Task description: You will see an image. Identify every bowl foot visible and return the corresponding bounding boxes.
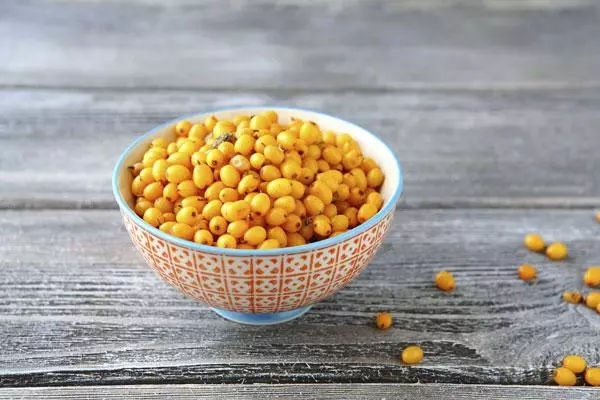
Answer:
[211,305,312,325]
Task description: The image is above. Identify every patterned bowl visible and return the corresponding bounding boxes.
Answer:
[113,107,403,324]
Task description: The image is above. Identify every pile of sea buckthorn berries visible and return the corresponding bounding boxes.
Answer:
[129,111,385,249]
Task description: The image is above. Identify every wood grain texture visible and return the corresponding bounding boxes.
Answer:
[1,209,599,386]
[1,383,599,399]
[2,88,600,208]
[1,0,600,89]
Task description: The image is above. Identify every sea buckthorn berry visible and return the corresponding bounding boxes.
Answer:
[281,160,301,180]
[151,137,168,149]
[166,142,178,155]
[238,175,260,195]
[344,207,358,227]
[175,120,192,137]
[131,176,148,197]
[171,223,194,241]
[206,149,226,168]
[277,131,297,150]
[143,207,164,227]
[219,187,239,203]
[300,223,314,241]
[375,312,392,329]
[176,206,199,225]
[134,198,153,217]
[303,158,319,174]
[268,227,288,247]
[401,346,424,365]
[367,192,383,210]
[274,196,296,214]
[331,214,349,232]
[152,160,168,183]
[283,214,302,233]
[259,239,280,250]
[546,242,568,261]
[349,187,366,207]
[204,116,218,132]
[163,182,180,203]
[130,162,144,176]
[194,229,213,245]
[238,243,254,249]
[270,123,283,135]
[216,234,237,249]
[234,134,255,156]
[177,180,198,198]
[202,199,223,220]
[143,182,164,202]
[304,195,325,216]
[167,152,192,168]
[192,164,214,189]
[336,184,350,201]
[249,153,266,169]
[563,291,582,304]
[260,165,282,182]
[289,180,305,200]
[585,292,600,309]
[213,120,235,138]
[159,221,177,233]
[299,167,315,185]
[250,115,270,130]
[585,368,600,386]
[306,144,321,159]
[227,220,249,239]
[596,211,600,223]
[584,266,600,287]
[299,122,321,145]
[219,165,241,188]
[179,141,200,156]
[244,226,267,246]
[264,145,285,165]
[284,232,304,247]
[262,110,279,123]
[233,115,250,126]
[250,193,271,216]
[166,165,192,184]
[179,196,205,212]
[139,167,154,184]
[188,124,207,141]
[323,131,336,145]
[361,157,378,172]
[351,168,367,189]
[163,212,176,222]
[205,181,226,201]
[173,199,184,214]
[343,173,357,188]
[255,135,277,153]
[217,142,235,159]
[518,264,537,281]
[343,149,363,170]
[295,200,307,218]
[230,155,251,172]
[154,197,174,214]
[313,217,332,237]
[294,139,308,156]
[322,146,342,165]
[266,208,288,226]
[523,233,545,252]
[435,271,455,292]
[323,203,337,219]
[310,181,333,205]
[553,367,577,386]
[562,355,586,374]
[317,159,330,172]
[267,178,292,198]
[209,216,228,236]
[245,192,258,203]
[357,203,377,223]
[335,200,350,213]
[229,200,251,221]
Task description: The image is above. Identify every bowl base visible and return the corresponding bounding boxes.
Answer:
[212,306,312,325]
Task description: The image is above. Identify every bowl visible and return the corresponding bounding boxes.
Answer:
[113,107,403,324]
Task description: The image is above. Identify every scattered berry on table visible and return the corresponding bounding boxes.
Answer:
[524,233,545,253]
[583,266,600,287]
[553,367,577,386]
[562,291,582,304]
[375,312,392,330]
[518,264,537,281]
[401,345,424,365]
[435,271,455,292]
[562,355,587,374]
[546,242,568,261]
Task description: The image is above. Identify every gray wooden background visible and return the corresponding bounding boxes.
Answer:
[1,0,600,398]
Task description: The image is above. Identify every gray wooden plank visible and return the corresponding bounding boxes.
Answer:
[1,209,599,385]
[2,88,600,208]
[1,0,600,89]
[0,383,598,399]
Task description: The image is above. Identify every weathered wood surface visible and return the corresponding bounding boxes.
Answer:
[1,209,599,386]
[0,383,599,399]
[3,88,600,208]
[2,0,600,89]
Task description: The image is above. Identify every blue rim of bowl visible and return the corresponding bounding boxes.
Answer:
[112,106,403,256]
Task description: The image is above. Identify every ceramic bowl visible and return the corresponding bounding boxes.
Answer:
[113,107,403,324]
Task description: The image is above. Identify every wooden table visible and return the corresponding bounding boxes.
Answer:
[2,1,600,398]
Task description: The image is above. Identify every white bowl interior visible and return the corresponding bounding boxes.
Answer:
[117,108,400,210]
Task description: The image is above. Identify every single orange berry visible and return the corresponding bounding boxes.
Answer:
[584,367,600,386]
[524,233,545,252]
[562,355,586,374]
[553,367,577,386]
[585,292,600,309]
[401,346,424,365]
[583,266,600,287]
[546,242,568,261]
[518,264,537,281]
[435,271,455,292]
[375,312,392,330]
[562,291,582,304]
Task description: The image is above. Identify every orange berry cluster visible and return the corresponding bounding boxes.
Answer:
[553,355,600,386]
[129,111,385,249]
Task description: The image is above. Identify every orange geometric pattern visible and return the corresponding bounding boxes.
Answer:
[122,211,394,313]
